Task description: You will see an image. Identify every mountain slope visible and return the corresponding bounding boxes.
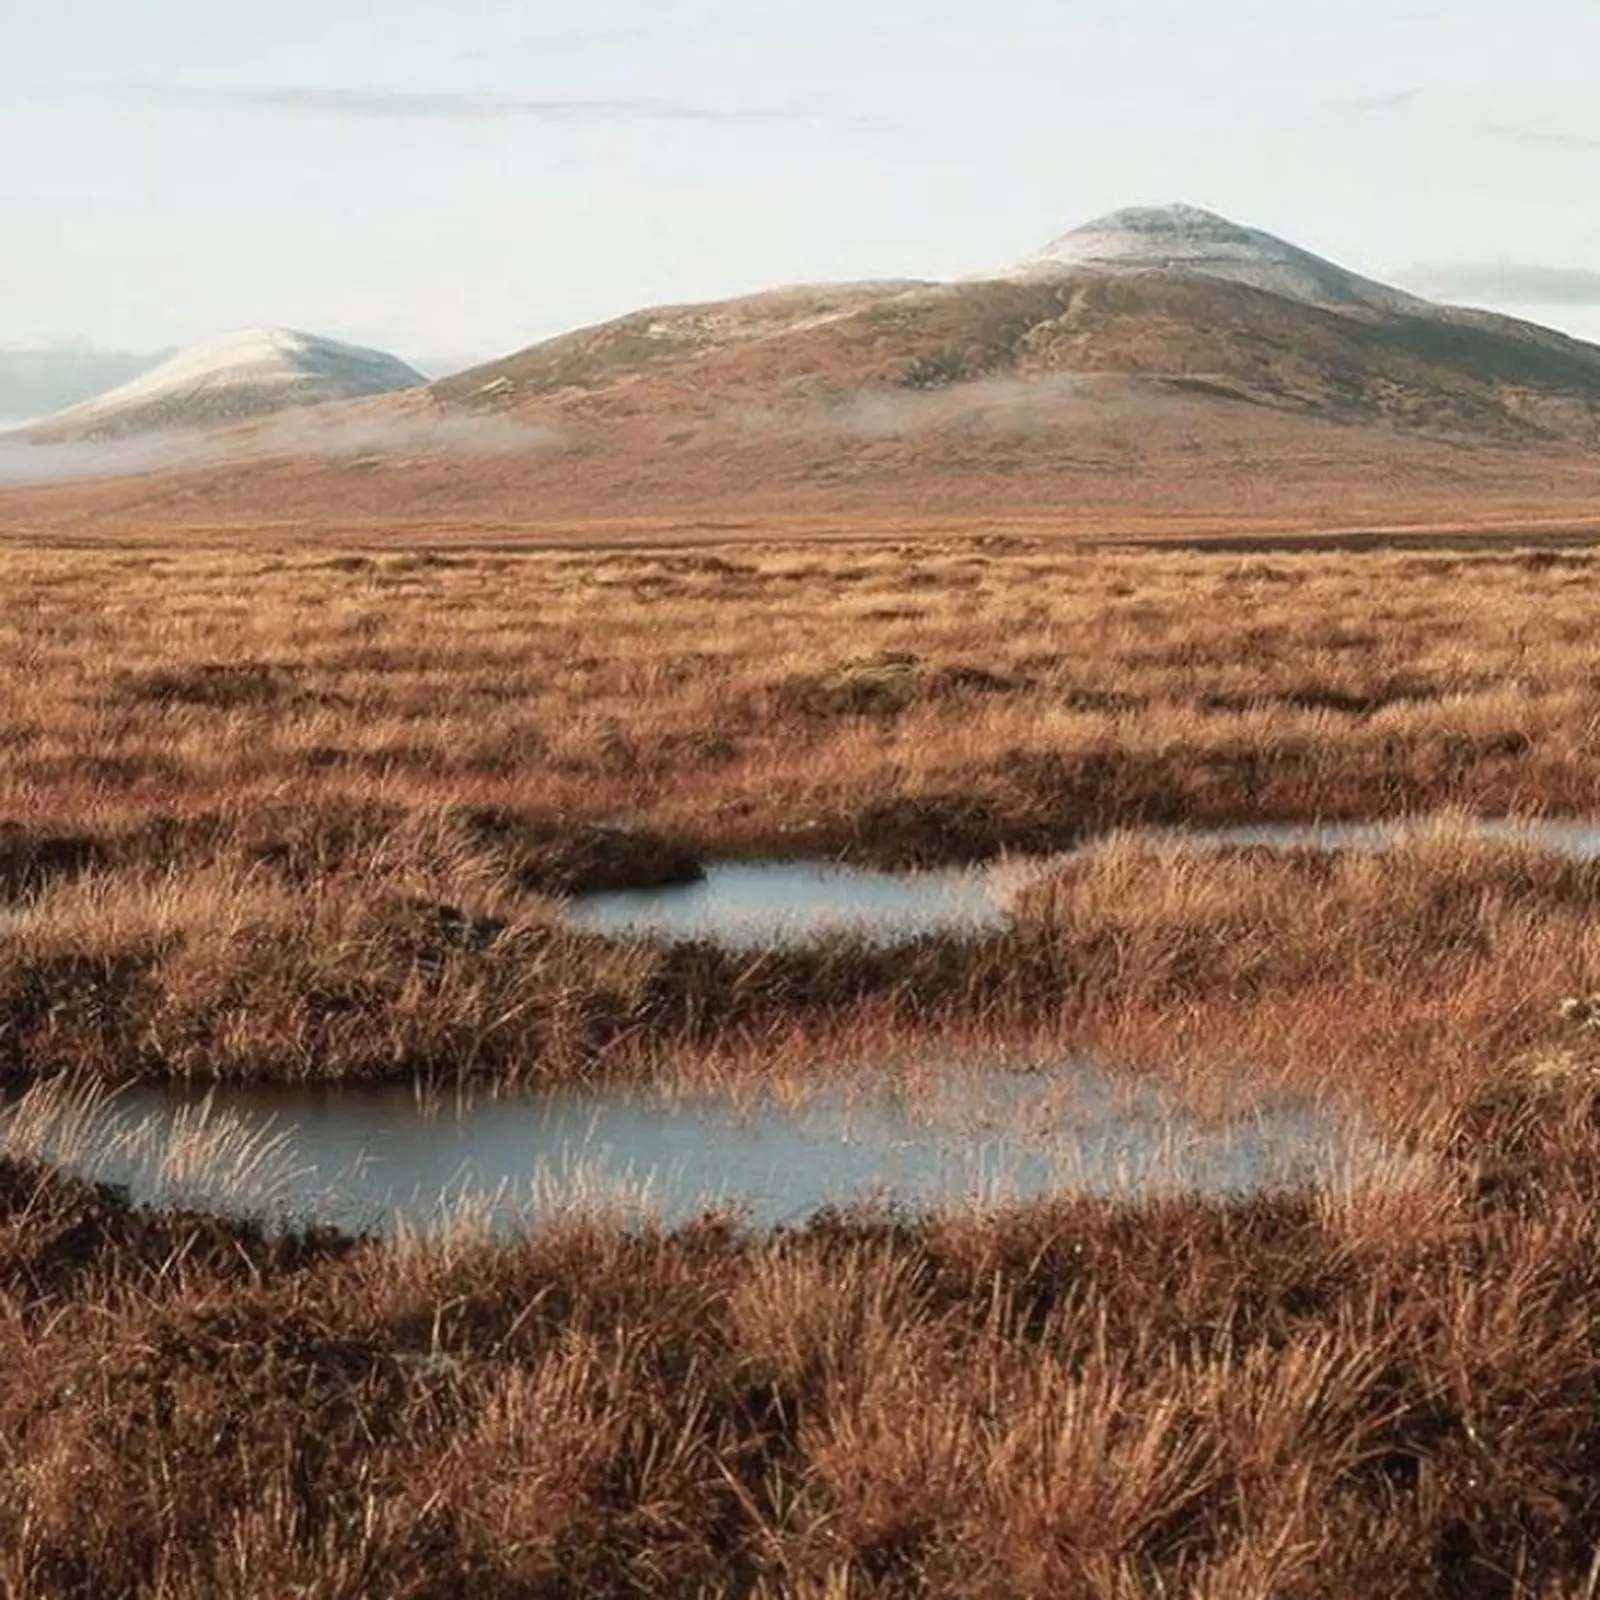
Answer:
[437,281,928,404]
[28,329,424,442]
[9,205,1600,532]
[438,258,1600,444]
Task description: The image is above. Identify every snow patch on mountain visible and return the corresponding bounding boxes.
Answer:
[1003,204,1426,314]
[33,329,424,438]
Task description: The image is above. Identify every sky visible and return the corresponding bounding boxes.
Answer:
[6,0,1600,364]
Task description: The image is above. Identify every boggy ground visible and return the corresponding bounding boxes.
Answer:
[3,1067,1600,1598]
[4,536,1600,1095]
[4,823,1600,1120]
[7,532,1600,1593]
[3,535,1597,864]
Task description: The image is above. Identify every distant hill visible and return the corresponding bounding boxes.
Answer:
[7,205,1600,533]
[27,329,424,442]
[434,206,1600,445]
[435,281,929,405]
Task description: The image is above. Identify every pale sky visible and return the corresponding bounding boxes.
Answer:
[7,0,1600,361]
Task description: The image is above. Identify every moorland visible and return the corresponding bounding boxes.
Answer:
[5,522,1600,1595]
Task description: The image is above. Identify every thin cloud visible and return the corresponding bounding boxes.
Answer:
[1342,88,1425,115]
[1396,262,1600,306]
[1478,120,1600,152]
[129,84,824,125]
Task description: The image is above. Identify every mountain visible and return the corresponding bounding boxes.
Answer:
[433,206,1600,443]
[435,281,929,405]
[0,345,171,429]
[1007,203,1426,314]
[7,205,1600,533]
[26,329,424,442]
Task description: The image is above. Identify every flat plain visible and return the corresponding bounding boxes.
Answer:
[6,518,1600,1595]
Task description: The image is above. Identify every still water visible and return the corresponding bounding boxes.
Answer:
[5,1064,1401,1237]
[568,860,1011,948]
[564,820,1600,949]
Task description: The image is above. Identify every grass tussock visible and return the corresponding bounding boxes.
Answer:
[0,823,106,901]
[4,819,1600,1103]
[2,1068,1600,1596]
[1019,822,1600,1002]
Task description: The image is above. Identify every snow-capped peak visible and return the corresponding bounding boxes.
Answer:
[1004,203,1425,313]
[32,328,424,438]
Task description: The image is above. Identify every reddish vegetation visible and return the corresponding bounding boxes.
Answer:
[5,1067,1600,1596]
[4,524,1600,1591]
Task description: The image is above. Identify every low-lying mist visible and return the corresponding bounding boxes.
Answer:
[0,406,561,487]
[740,372,1233,442]
[0,371,1263,491]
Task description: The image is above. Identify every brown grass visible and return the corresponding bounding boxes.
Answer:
[5,822,1600,1115]
[3,539,1600,1096]
[1,537,1596,858]
[3,1065,1600,1596]
[8,529,1600,1591]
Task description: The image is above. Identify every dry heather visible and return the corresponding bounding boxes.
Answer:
[1,537,1595,859]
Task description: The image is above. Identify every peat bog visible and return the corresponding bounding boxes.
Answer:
[7,534,1600,1593]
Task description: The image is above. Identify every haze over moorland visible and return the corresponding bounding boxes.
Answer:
[9,200,1600,534]
[6,201,1600,536]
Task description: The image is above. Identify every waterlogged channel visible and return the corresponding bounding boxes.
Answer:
[6,818,1600,951]
[0,1065,1405,1237]
[0,814,1583,1235]
[568,860,1011,948]
[563,818,1600,950]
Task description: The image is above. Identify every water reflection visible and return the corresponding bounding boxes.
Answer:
[569,860,1011,949]
[9,1064,1402,1237]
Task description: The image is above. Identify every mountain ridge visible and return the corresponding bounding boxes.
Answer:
[8,203,1600,531]
[434,244,1600,446]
